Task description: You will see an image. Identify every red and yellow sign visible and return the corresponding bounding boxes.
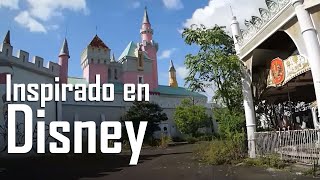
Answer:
[270,57,285,85]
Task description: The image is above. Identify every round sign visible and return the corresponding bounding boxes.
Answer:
[270,57,285,85]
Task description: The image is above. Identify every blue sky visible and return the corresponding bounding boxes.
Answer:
[0,0,267,98]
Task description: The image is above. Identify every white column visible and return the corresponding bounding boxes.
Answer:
[231,16,242,54]
[292,0,320,116]
[242,68,256,158]
[311,107,320,129]
[231,16,256,158]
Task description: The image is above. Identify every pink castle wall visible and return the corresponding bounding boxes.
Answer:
[83,64,108,84]
[59,56,68,84]
[141,21,158,90]
[142,46,158,90]
[141,23,152,42]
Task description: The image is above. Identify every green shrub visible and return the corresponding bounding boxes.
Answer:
[174,99,209,136]
[244,154,286,169]
[185,135,198,144]
[194,135,246,165]
[197,135,216,141]
[172,136,186,142]
[214,108,245,139]
[144,136,160,147]
[159,135,172,148]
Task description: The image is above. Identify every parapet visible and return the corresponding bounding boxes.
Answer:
[0,43,60,77]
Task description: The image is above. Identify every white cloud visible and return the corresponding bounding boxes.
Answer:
[2,0,88,33]
[26,0,88,21]
[177,28,184,34]
[131,1,141,9]
[0,0,19,9]
[47,24,59,31]
[159,48,176,60]
[162,0,183,10]
[183,0,267,33]
[14,11,47,33]
[176,66,189,79]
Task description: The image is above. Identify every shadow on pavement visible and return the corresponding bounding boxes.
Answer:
[0,153,162,180]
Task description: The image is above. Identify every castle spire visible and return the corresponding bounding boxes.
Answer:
[111,53,116,62]
[3,30,10,45]
[139,7,158,90]
[169,60,178,88]
[140,7,153,43]
[169,60,176,72]
[143,6,150,24]
[58,38,70,84]
[59,38,70,58]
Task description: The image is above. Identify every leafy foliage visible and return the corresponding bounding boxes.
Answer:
[194,134,246,165]
[174,98,209,136]
[182,25,243,112]
[214,108,245,138]
[123,101,168,139]
[244,154,287,169]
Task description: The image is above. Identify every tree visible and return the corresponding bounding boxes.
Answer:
[123,101,168,139]
[182,25,243,112]
[214,108,245,138]
[174,98,209,136]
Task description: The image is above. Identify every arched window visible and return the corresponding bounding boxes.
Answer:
[137,52,144,70]
[139,57,143,67]
[138,76,144,84]
[114,69,118,80]
[108,68,111,80]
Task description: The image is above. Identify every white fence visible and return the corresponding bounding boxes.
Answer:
[255,130,320,164]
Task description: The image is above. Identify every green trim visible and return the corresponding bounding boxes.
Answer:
[154,85,206,97]
[67,77,205,97]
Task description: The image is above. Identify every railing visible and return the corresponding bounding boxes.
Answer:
[255,129,320,164]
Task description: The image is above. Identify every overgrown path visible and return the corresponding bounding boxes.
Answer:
[0,144,315,180]
[86,144,315,180]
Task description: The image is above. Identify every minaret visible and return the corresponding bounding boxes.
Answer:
[58,38,70,84]
[169,60,178,88]
[140,7,159,90]
[1,30,13,57]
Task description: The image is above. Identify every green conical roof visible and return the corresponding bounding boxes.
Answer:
[118,41,150,61]
[119,41,136,60]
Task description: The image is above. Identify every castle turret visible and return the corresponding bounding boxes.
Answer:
[3,30,10,44]
[110,53,116,62]
[140,7,159,90]
[141,7,153,43]
[1,30,13,57]
[58,38,70,84]
[81,35,110,83]
[169,60,178,88]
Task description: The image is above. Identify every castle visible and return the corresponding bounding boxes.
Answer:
[0,8,212,141]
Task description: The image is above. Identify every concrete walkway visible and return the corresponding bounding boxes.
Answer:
[0,144,316,180]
